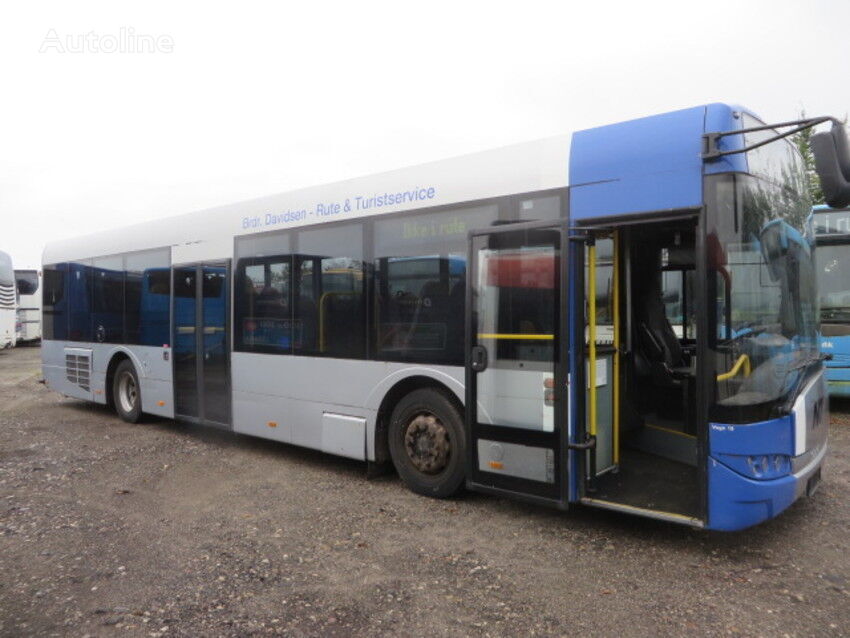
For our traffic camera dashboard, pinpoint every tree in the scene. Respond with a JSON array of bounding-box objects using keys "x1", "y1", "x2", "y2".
[{"x1": 792, "y1": 110, "x2": 825, "y2": 206}]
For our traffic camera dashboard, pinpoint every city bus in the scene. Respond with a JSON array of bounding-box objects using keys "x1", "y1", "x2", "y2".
[
  {"x1": 42, "y1": 104, "x2": 849, "y2": 531},
  {"x1": 0, "y1": 251, "x2": 17, "y2": 349},
  {"x1": 14, "y1": 269, "x2": 42, "y2": 344},
  {"x1": 813, "y1": 205, "x2": 850, "y2": 396}
]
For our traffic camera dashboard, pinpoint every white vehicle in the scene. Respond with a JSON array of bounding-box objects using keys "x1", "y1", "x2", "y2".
[
  {"x1": 41, "y1": 104, "x2": 842, "y2": 531},
  {"x1": 0, "y1": 251, "x2": 17, "y2": 349},
  {"x1": 15, "y1": 269, "x2": 42, "y2": 344}
]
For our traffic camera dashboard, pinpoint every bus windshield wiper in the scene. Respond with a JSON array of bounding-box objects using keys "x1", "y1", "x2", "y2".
[{"x1": 776, "y1": 352, "x2": 827, "y2": 415}]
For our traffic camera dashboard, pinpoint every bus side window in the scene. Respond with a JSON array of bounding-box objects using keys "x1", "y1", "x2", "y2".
[
  {"x1": 92, "y1": 256, "x2": 125, "y2": 343},
  {"x1": 126, "y1": 250, "x2": 170, "y2": 346},
  {"x1": 375, "y1": 255, "x2": 465, "y2": 361},
  {"x1": 293, "y1": 222, "x2": 366, "y2": 359},
  {"x1": 42, "y1": 263, "x2": 68, "y2": 341},
  {"x1": 235, "y1": 257, "x2": 292, "y2": 353}
]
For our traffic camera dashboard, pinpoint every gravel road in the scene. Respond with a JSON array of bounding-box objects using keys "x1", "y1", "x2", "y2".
[{"x1": 0, "y1": 346, "x2": 848, "y2": 637}]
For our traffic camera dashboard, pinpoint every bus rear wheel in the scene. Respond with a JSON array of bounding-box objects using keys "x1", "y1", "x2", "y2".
[
  {"x1": 388, "y1": 388, "x2": 465, "y2": 498},
  {"x1": 112, "y1": 359, "x2": 142, "y2": 423}
]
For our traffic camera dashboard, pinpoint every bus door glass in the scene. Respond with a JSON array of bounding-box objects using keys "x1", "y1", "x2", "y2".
[
  {"x1": 172, "y1": 262, "x2": 231, "y2": 426},
  {"x1": 466, "y1": 224, "x2": 568, "y2": 504}
]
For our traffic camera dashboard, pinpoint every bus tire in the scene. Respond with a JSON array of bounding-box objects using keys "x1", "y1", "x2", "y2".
[
  {"x1": 112, "y1": 359, "x2": 142, "y2": 423},
  {"x1": 388, "y1": 388, "x2": 465, "y2": 498}
]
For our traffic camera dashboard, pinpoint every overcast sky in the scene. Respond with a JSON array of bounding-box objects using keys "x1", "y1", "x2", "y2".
[{"x1": 1, "y1": 0, "x2": 848, "y2": 269}]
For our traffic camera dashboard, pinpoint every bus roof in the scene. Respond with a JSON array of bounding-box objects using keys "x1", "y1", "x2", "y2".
[{"x1": 44, "y1": 103, "x2": 751, "y2": 265}]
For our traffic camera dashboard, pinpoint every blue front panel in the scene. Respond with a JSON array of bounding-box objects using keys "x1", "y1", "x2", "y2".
[
  {"x1": 707, "y1": 459, "x2": 797, "y2": 531},
  {"x1": 706, "y1": 401, "x2": 828, "y2": 531},
  {"x1": 708, "y1": 415, "x2": 797, "y2": 531}
]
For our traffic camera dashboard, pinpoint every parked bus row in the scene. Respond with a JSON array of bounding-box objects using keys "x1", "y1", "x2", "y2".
[{"x1": 0, "y1": 252, "x2": 42, "y2": 349}]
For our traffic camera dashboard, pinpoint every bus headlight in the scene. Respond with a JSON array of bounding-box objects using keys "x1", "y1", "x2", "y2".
[
  {"x1": 745, "y1": 454, "x2": 791, "y2": 479},
  {"x1": 719, "y1": 453, "x2": 791, "y2": 479}
]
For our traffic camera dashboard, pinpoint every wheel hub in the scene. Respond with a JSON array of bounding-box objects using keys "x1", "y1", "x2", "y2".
[
  {"x1": 404, "y1": 413, "x2": 450, "y2": 474},
  {"x1": 119, "y1": 372, "x2": 137, "y2": 413}
]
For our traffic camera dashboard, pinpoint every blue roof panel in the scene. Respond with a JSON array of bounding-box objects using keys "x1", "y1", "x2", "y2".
[{"x1": 569, "y1": 103, "x2": 745, "y2": 221}]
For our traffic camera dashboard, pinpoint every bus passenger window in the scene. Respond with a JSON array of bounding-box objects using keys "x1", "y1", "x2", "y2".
[
  {"x1": 42, "y1": 264, "x2": 68, "y2": 341},
  {"x1": 92, "y1": 255, "x2": 124, "y2": 343},
  {"x1": 375, "y1": 255, "x2": 465, "y2": 361},
  {"x1": 293, "y1": 222, "x2": 366, "y2": 359},
  {"x1": 372, "y1": 204, "x2": 498, "y2": 364},
  {"x1": 235, "y1": 257, "x2": 292, "y2": 353},
  {"x1": 68, "y1": 260, "x2": 93, "y2": 342}
]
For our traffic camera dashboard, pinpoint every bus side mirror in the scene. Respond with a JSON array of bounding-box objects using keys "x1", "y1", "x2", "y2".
[{"x1": 812, "y1": 121, "x2": 850, "y2": 208}]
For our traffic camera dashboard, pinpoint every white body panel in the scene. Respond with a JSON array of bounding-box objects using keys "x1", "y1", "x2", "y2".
[
  {"x1": 15, "y1": 271, "x2": 42, "y2": 343},
  {"x1": 0, "y1": 305, "x2": 16, "y2": 349},
  {"x1": 43, "y1": 135, "x2": 571, "y2": 266},
  {"x1": 0, "y1": 252, "x2": 17, "y2": 349}
]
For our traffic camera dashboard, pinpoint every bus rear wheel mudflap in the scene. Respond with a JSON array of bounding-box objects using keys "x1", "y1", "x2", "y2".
[
  {"x1": 388, "y1": 388, "x2": 465, "y2": 498},
  {"x1": 112, "y1": 359, "x2": 143, "y2": 423}
]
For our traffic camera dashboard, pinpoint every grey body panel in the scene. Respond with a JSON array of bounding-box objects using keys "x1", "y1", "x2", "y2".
[
  {"x1": 42, "y1": 340, "x2": 175, "y2": 418},
  {"x1": 231, "y1": 353, "x2": 465, "y2": 461},
  {"x1": 44, "y1": 342, "x2": 472, "y2": 464},
  {"x1": 477, "y1": 438, "x2": 555, "y2": 483}
]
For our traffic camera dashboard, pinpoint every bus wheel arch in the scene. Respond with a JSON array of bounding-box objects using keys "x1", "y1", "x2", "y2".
[
  {"x1": 376, "y1": 377, "x2": 466, "y2": 497},
  {"x1": 105, "y1": 352, "x2": 131, "y2": 411},
  {"x1": 375, "y1": 376, "x2": 463, "y2": 464}
]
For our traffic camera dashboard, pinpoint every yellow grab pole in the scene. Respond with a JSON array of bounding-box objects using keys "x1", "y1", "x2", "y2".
[
  {"x1": 588, "y1": 242, "x2": 597, "y2": 438},
  {"x1": 612, "y1": 231, "x2": 620, "y2": 465}
]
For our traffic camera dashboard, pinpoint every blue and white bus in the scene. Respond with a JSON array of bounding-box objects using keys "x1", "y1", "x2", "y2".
[
  {"x1": 814, "y1": 205, "x2": 850, "y2": 397},
  {"x1": 42, "y1": 104, "x2": 847, "y2": 531}
]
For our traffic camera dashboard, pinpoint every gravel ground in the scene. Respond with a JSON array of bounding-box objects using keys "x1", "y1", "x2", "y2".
[{"x1": 0, "y1": 345, "x2": 848, "y2": 637}]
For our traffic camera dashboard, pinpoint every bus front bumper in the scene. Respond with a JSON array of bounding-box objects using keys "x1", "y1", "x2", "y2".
[{"x1": 706, "y1": 440, "x2": 827, "y2": 531}]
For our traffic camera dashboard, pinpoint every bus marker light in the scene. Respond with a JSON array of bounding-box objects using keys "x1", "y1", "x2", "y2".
[
  {"x1": 157, "y1": 400, "x2": 166, "y2": 407},
  {"x1": 95, "y1": 389, "x2": 103, "y2": 395},
  {"x1": 267, "y1": 421, "x2": 278, "y2": 428},
  {"x1": 543, "y1": 377, "x2": 554, "y2": 389},
  {"x1": 488, "y1": 461, "x2": 503, "y2": 470}
]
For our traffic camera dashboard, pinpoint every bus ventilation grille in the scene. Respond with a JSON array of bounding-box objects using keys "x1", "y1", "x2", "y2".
[
  {"x1": 0, "y1": 284, "x2": 14, "y2": 309},
  {"x1": 65, "y1": 352, "x2": 91, "y2": 392}
]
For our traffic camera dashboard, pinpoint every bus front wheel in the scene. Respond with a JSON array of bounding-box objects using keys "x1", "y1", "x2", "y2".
[
  {"x1": 388, "y1": 388, "x2": 465, "y2": 498},
  {"x1": 112, "y1": 359, "x2": 142, "y2": 423}
]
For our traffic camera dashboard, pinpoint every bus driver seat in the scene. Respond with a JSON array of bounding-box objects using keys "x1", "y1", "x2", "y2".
[{"x1": 636, "y1": 276, "x2": 691, "y2": 388}]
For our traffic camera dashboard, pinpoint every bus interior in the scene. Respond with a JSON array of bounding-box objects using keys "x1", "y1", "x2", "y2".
[{"x1": 583, "y1": 217, "x2": 700, "y2": 522}]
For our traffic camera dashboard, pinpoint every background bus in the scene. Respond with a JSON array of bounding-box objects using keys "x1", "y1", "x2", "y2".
[
  {"x1": 14, "y1": 269, "x2": 41, "y2": 344},
  {"x1": 0, "y1": 251, "x2": 17, "y2": 349},
  {"x1": 814, "y1": 204, "x2": 850, "y2": 397}
]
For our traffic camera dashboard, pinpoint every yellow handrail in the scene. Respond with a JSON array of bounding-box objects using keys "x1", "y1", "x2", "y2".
[{"x1": 716, "y1": 354, "x2": 751, "y2": 381}]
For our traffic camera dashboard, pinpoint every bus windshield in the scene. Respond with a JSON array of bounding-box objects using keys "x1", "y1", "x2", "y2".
[
  {"x1": 15, "y1": 270, "x2": 39, "y2": 296},
  {"x1": 706, "y1": 116, "x2": 817, "y2": 422},
  {"x1": 817, "y1": 243, "x2": 850, "y2": 323}
]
